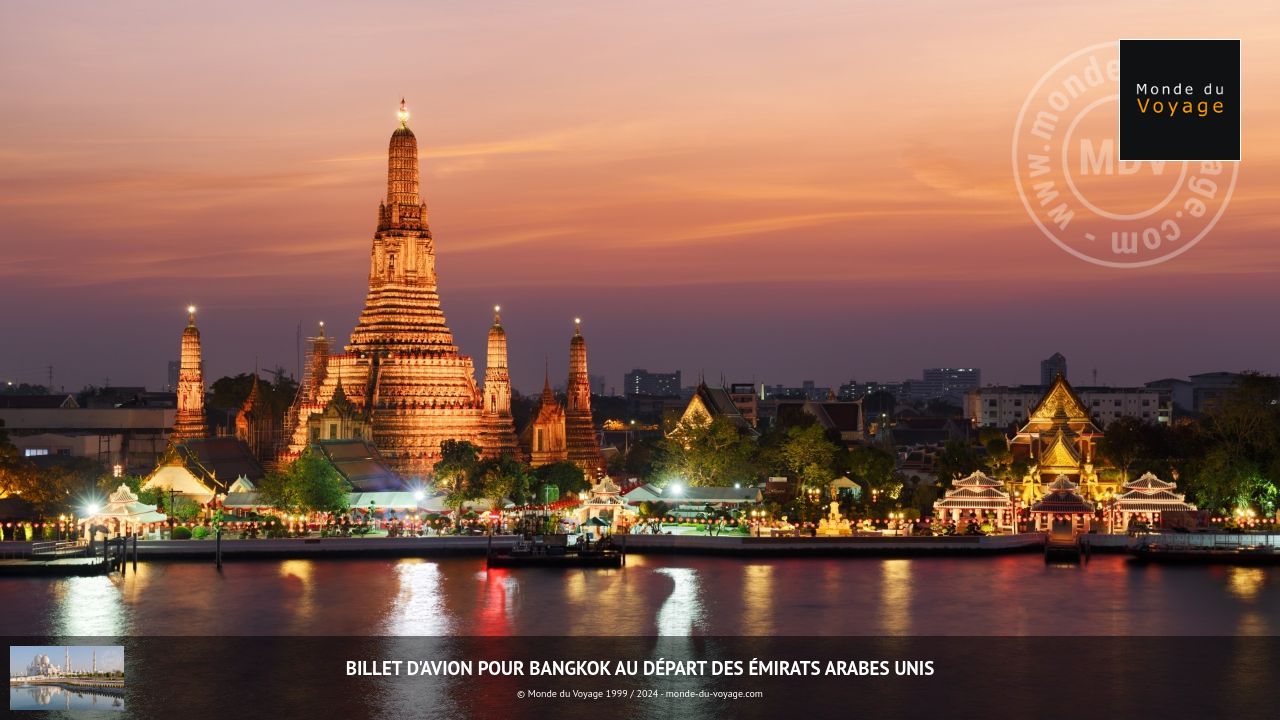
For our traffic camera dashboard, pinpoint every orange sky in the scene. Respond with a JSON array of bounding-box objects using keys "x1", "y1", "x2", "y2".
[{"x1": 2, "y1": 0, "x2": 1278, "y2": 392}]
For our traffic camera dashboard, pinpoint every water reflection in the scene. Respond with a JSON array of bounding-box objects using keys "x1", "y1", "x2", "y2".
[
  {"x1": 1227, "y1": 567, "x2": 1266, "y2": 600},
  {"x1": 741, "y1": 565, "x2": 774, "y2": 636},
  {"x1": 383, "y1": 561, "x2": 452, "y2": 635},
  {"x1": 877, "y1": 560, "x2": 912, "y2": 636},
  {"x1": 476, "y1": 568, "x2": 518, "y2": 636},
  {"x1": 654, "y1": 567, "x2": 705, "y2": 636},
  {"x1": 51, "y1": 576, "x2": 129, "y2": 636},
  {"x1": 8, "y1": 684, "x2": 126, "y2": 712},
  {"x1": 3, "y1": 555, "x2": 1279, "y2": 637}
]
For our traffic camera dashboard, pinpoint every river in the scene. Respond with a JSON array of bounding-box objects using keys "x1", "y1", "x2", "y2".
[{"x1": 2, "y1": 554, "x2": 1277, "y2": 636}]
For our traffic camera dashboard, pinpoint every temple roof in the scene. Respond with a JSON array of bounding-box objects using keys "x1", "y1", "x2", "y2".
[
  {"x1": 1030, "y1": 491, "x2": 1094, "y2": 514},
  {"x1": 1045, "y1": 474, "x2": 1080, "y2": 492},
  {"x1": 165, "y1": 437, "x2": 265, "y2": 493},
  {"x1": 1028, "y1": 374, "x2": 1090, "y2": 423},
  {"x1": 953, "y1": 471, "x2": 1003, "y2": 488},
  {"x1": 683, "y1": 382, "x2": 754, "y2": 433},
  {"x1": 1123, "y1": 472, "x2": 1177, "y2": 491},
  {"x1": 534, "y1": 370, "x2": 565, "y2": 422},
  {"x1": 314, "y1": 440, "x2": 403, "y2": 492},
  {"x1": 1039, "y1": 424, "x2": 1082, "y2": 469},
  {"x1": 1031, "y1": 475, "x2": 1093, "y2": 513}
]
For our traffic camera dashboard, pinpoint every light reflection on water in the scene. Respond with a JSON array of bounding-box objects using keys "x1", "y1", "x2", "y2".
[
  {"x1": 1, "y1": 555, "x2": 1278, "y2": 636},
  {"x1": 8, "y1": 684, "x2": 125, "y2": 713},
  {"x1": 877, "y1": 560, "x2": 912, "y2": 636},
  {"x1": 383, "y1": 561, "x2": 452, "y2": 635},
  {"x1": 654, "y1": 567, "x2": 705, "y2": 636}
]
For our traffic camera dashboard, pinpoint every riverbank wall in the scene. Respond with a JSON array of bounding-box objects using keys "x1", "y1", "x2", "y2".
[{"x1": 2, "y1": 533, "x2": 1070, "y2": 560}]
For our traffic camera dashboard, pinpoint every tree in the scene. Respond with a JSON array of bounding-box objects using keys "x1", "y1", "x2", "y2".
[
  {"x1": 933, "y1": 440, "x2": 982, "y2": 489},
  {"x1": 846, "y1": 445, "x2": 898, "y2": 508},
  {"x1": 656, "y1": 410, "x2": 756, "y2": 487},
  {"x1": 433, "y1": 440, "x2": 484, "y2": 520},
  {"x1": 477, "y1": 455, "x2": 533, "y2": 509},
  {"x1": 258, "y1": 449, "x2": 349, "y2": 515},
  {"x1": 779, "y1": 423, "x2": 839, "y2": 489},
  {"x1": 1099, "y1": 416, "x2": 1146, "y2": 484},
  {"x1": 1184, "y1": 373, "x2": 1280, "y2": 515},
  {"x1": 6, "y1": 457, "x2": 111, "y2": 517},
  {"x1": 534, "y1": 461, "x2": 589, "y2": 498}
]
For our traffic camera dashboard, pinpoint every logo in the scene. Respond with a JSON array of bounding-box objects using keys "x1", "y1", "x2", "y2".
[{"x1": 1013, "y1": 42, "x2": 1238, "y2": 268}]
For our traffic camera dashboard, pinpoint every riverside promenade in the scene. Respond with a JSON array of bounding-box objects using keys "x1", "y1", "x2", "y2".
[{"x1": 2, "y1": 533, "x2": 1056, "y2": 561}]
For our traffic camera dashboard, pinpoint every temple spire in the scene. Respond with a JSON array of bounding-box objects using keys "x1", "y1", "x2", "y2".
[
  {"x1": 173, "y1": 305, "x2": 208, "y2": 441},
  {"x1": 385, "y1": 98, "x2": 421, "y2": 213}
]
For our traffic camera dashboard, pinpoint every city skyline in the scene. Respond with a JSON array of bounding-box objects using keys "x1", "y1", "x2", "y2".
[{"x1": 3, "y1": 1, "x2": 1280, "y2": 393}]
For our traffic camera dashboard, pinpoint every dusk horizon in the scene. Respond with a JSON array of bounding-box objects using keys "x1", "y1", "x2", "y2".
[{"x1": 3, "y1": 1, "x2": 1280, "y2": 394}]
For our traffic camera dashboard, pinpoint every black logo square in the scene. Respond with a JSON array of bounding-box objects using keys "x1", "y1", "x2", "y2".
[{"x1": 1119, "y1": 39, "x2": 1240, "y2": 161}]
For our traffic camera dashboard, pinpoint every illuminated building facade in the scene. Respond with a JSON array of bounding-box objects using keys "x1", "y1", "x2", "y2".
[
  {"x1": 1008, "y1": 374, "x2": 1115, "y2": 502},
  {"x1": 564, "y1": 320, "x2": 605, "y2": 474},
  {"x1": 527, "y1": 371, "x2": 568, "y2": 467},
  {"x1": 283, "y1": 102, "x2": 517, "y2": 476},
  {"x1": 172, "y1": 306, "x2": 209, "y2": 441},
  {"x1": 234, "y1": 373, "x2": 279, "y2": 465},
  {"x1": 479, "y1": 307, "x2": 520, "y2": 459}
]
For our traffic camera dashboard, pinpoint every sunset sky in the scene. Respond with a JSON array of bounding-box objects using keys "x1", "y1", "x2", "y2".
[{"x1": 2, "y1": 0, "x2": 1279, "y2": 394}]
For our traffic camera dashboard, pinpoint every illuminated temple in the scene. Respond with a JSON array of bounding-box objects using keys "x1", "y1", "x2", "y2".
[
  {"x1": 284, "y1": 101, "x2": 521, "y2": 475},
  {"x1": 172, "y1": 306, "x2": 208, "y2": 441},
  {"x1": 1008, "y1": 373, "x2": 1116, "y2": 503}
]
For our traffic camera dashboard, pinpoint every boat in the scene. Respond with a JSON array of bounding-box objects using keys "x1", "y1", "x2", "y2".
[
  {"x1": 486, "y1": 533, "x2": 624, "y2": 568},
  {"x1": 1130, "y1": 533, "x2": 1280, "y2": 565}
]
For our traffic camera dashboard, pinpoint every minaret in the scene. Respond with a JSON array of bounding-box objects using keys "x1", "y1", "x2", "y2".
[
  {"x1": 564, "y1": 318, "x2": 604, "y2": 474},
  {"x1": 480, "y1": 306, "x2": 520, "y2": 459},
  {"x1": 172, "y1": 305, "x2": 209, "y2": 441}
]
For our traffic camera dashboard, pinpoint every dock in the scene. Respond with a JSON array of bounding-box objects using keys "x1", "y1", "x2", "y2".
[{"x1": 0, "y1": 538, "x2": 131, "y2": 577}]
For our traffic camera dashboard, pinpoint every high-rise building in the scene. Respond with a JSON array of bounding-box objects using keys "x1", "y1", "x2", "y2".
[
  {"x1": 920, "y1": 368, "x2": 981, "y2": 402},
  {"x1": 589, "y1": 374, "x2": 608, "y2": 397},
  {"x1": 763, "y1": 381, "x2": 830, "y2": 401},
  {"x1": 624, "y1": 369, "x2": 682, "y2": 397},
  {"x1": 172, "y1": 306, "x2": 208, "y2": 441},
  {"x1": 1040, "y1": 352, "x2": 1068, "y2": 385},
  {"x1": 166, "y1": 360, "x2": 180, "y2": 392}
]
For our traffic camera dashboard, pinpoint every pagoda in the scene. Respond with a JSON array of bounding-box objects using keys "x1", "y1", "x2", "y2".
[
  {"x1": 284, "y1": 101, "x2": 488, "y2": 475},
  {"x1": 479, "y1": 306, "x2": 521, "y2": 459},
  {"x1": 235, "y1": 371, "x2": 281, "y2": 466},
  {"x1": 172, "y1": 306, "x2": 209, "y2": 441},
  {"x1": 564, "y1": 319, "x2": 605, "y2": 475},
  {"x1": 527, "y1": 368, "x2": 568, "y2": 467},
  {"x1": 1008, "y1": 373, "x2": 1112, "y2": 502}
]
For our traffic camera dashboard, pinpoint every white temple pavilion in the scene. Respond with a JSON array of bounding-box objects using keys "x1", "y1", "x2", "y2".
[
  {"x1": 1108, "y1": 472, "x2": 1198, "y2": 532},
  {"x1": 932, "y1": 471, "x2": 1017, "y2": 532},
  {"x1": 80, "y1": 484, "x2": 168, "y2": 539},
  {"x1": 1029, "y1": 474, "x2": 1095, "y2": 532}
]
